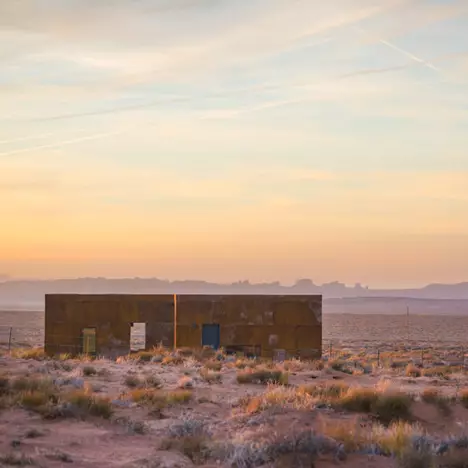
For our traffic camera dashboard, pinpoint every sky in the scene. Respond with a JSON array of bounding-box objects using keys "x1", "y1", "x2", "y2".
[{"x1": 1, "y1": 0, "x2": 468, "y2": 288}]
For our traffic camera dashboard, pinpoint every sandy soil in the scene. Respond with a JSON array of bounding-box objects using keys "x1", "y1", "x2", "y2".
[{"x1": 1, "y1": 350, "x2": 468, "y2": 467}]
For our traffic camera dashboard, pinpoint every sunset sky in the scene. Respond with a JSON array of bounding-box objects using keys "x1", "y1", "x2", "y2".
[{"x1": 1, "y1": 0, "x2": 468, "y2": 287}]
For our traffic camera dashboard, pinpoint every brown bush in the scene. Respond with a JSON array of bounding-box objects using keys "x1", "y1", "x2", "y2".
[
  {"x1": 236, "y1": 369, "x2": 288, "y2": 385},
  {"x1": 405, "y1": 364, "x2": 421, "y2": 378}
]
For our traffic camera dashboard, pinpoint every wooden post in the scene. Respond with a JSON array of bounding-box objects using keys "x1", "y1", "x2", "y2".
[
  {"x1": 377, "y1": 349, "x2": 380, "y2": 367},
  {"x1": 8, "y1": 327, "x2": 12, "y2": 352},
  {"x1": 329, "y1": 342, "x2": 332, "y2": 359},
  {"x1": 173, "y1": 294, "x2": 177, "y2": 350},
  {"x1": 421, "y1": 349, "x2": 424, "y2": 367}
]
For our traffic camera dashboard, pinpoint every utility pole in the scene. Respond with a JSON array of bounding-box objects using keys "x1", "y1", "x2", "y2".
[
  {"x1": 406, "y1": 306, "x2": 410, "y2": 349},
  {"x1": 173, "y1": 294, "x2": 178, "y2": 350}
]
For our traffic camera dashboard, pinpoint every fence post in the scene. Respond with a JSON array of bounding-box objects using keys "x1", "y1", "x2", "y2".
[
  {"x1": 421, "y1": 349, "x2": 424, "y2": 367},
  {"x1": 329, "y1": 342, "x2": 332, "y2": 360},
  {"x1": 8, "y1": 327, "x2": 12, "y2": 352},
  {"x1": 377, "y1": 349, "x2": 380, "y2": 367}
]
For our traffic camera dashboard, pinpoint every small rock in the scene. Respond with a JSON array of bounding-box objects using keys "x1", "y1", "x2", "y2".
[{"x1": 11, "y1": 440, "x2": 21, "y2": 448}]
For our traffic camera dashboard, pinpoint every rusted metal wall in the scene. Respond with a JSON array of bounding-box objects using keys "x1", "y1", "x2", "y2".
[{"x1": 45, "y1": 294, "x2": 322, "y2": 358}]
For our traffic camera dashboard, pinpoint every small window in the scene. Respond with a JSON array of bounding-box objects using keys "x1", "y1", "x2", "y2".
[
  {"x1": 82, "y1": 328, "x2": 96, "y2": 355},
  {"x1": 130, "y1": 322, "x2": 146, "y2": 352}
]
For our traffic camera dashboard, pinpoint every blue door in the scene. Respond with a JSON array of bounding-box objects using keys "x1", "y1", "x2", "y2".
[{"x1": 202, "y1": 324, "x2": 220, "y2": 349}]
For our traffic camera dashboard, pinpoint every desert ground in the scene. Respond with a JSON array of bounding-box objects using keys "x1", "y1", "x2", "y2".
[{"x1": 2, "y1": 345, "x2": 468, "y2": 467}]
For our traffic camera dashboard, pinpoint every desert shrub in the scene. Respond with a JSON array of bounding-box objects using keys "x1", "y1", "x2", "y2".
[
  {"x1": 282, "y1": 359, "x2": 306, "y2": 372},
  {"x1": 390, "y1": 359, "x2": 409, "y2": 369},
  {"x1": 25, "y1": 429, "x2": 44, "y2": 439},
  {"x1": 204, "y1": 360, "x2": 222, "y2": 371},
  {"x1": 298, "y1": 382, "x2": 349, "y2": 401},
  {"x1": 214, "y1": 429, "x2": 332, "y2": 467},
  {"x1": 319, "y1": 417, "x2": 367, "y2": 452},
  {"x1": 236, "y1": 369, "x2": 288, "y2": 385},
  {"x1": 373, "y1": 392, "x2": 412, "y2": 424},
  {"x1": 0, "y1": 375, "x2": 10, "y2": 395},
  {"x1": 235, "y1": 358, "x2": 257, "y2": 369},
  {"x1": 177, "y1": 376, "x2": 194, "y2": 389},
  {"x1": 405, "y1": 364, "x2": 421, "y2": 378},
  {"x1": 0, "y1": 453, "x2": 35, "y2": 466},
  {"x1": 82, "y1": 366, "x2": 97, "y2": 376},
  {"x1": 130, "y1": 389, "x2": 192, "y2": 406},
  {"x1": 145, "y1": 375, "x2": 162, "y2": 388},
  {"x1": 422, "y1": 366, "x2": 459, "y2": 378},
  {"x1": 20, "y1": 391, "x2": 50, "y2": 409},
  {"x1": 328, "y1": 359, "x2": 352, "y2": 373},
  {"x1": 162, "y1": 355, "x2": 184, "y2": 366},
  {"x1": 459, "y1": 389, "x2": 468, "y2": 408},
  {"x1": 339, "y1": 387, "x2": 378, "y2": 412},
  {"x1": 12, "y1": 377, "x2": 53, "y2": 394},
  {"x1": 438, "y1": 450, "x2": 468, "y2": 468},
  {"x1": 135, "y1": 351, "x2": 153, "y2": 362},
  {"x1": 65, "y1": 390, "x2": 113, "y2": 419},
  {"x1": 177, "y1": 347, "x2": 194, "y2": 357},
  {"x1": 421, "y1": 388, "x2": 451, "y2": 413},
  {"x1": 374, "y1": 421, "x2": 422, "y2": 457},
  {"x1": 167, "y1": 389, "x2": 192, "y2": 404},
  {"x1": 397, "y1": 446, "x2": 435, "y2": 468},
  {"x1": 13, "y1": 347, "x2": 46, "y2": 361},
  {"x1": 160, "y1": 436, "x2": 210, "y2": 463},
  {"x1": 200, "y1": 369, "x2": 222, "y2": 383},
  {"x1": 124, "y1": 375, "x2": 143, "y2": 388}
]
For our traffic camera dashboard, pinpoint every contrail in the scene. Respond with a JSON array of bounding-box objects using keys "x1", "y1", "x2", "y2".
[
  {"x1": 354, "y1": 26, "x2": 440, "y2": 72},
  {"x1": 0, "y1": 133, "x2": 54, "y2": 145},
  {"x1": 0, "y1": 129, "x2": 129, "y2": 157},
  {"x1": 378, "y1": 38, "x2": 440, "y2": 71}
]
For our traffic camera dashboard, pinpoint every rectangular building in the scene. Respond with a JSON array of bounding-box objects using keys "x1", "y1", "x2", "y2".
[{"x1": 45, "y1": 294, "x2": 322, "y2": 359}]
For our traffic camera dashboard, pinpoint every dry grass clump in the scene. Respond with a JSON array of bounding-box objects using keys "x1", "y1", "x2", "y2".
[
  {"x1": 422, "y1": 366, "x2": 459, "y2": 379},
  {"x1": 328, "y1": 359, "x2": 352, "y2": 374},
  {"x1": 421, "y1": 388, "x2": 451, "y2": 413},
  {"x1": 124, "y1": 375, "x2": 144, "y2": 388},
  {"x1": 319, "y1": 417, "x2": 368, "y2": 452},
  {"x1": 162, "y1": 355, "x2": 184, "y2": 366},
  {"x1": 82, "y1": 366, "x2": 97, "y2": 377},
  {"x1": 437, "y1": 449, "x2": 468, "y2": 468},
  {"x1": 145, "y1": 375, "x2": 163, "y2": 388},
  {"x1": 65, "y1": 390, "x2": 113, "y2": 419},
  {"x1": 339, "y1": 387, "x2": 378, "y2": 413},
  {"x1": 372, "y1": 392, "x2": 412, "y2": 424},
  {"x1": 397, "y1": 447, "x2": 435, "y2": 467},
  {"x1": 234, "y1": 358, "x2": 257, "y2": 369},
  {"x1": 177, "y1": 376, "x2": 194, "y2": 389},
  {"x1": 373, "y1": 421, "x2": 422, "y2": 457},
  {"x1": 199, "y1": 369, "x2": 222, "y2": 383},
  {"x1": 129, "y1": 388, "x2": 192, "y2": 407},
  {"x1": 0, "y1": 452, "x2": 36, "y2": 466},
  {"x1": 12, "y1": 376, "x2": 54, "y2": 393},
  {"x1": 282, "y1": 358, "x2": 306, "y2": 372},
  {"x1": 12, "y1": 347, "x2": 46, "y2": 361},
  {"x1": 161, "y1": 416, "x2": 212, "y2": 463},
  {"x1": 204, "y1": 360, "x2": 222, "y2": 371},
  {"x1": 160, "y1": 436, "x2": 210, "y2": 464},
  {"x1": 236, "y1": 368, "x2": 288, "y2": 385},
  {"x1": 20, "y1": 391, "x2": 51, "y2": 409},
  {"x1": 298, "y1": 382, "x2": 349, "y2": 401},
  {"x1": 405, "y1": 364, "x2": 421, "y2": 378},
  {"x1": 0, "y1": 375, "x2": 10, "y2": 395},
  {"x1": 241, "y1": 385, "x2": 314, "y2": 414},
  {"x1": 459, "y1": 389, "x2": 468, "y2": 408}
]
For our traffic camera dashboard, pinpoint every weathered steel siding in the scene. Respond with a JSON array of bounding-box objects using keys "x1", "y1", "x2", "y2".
[{"x1": 45, "y1": 294, "x2": 322, "y2": 358}]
